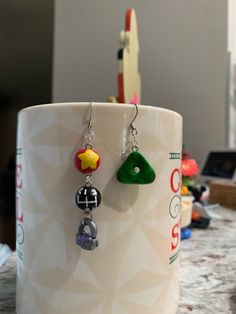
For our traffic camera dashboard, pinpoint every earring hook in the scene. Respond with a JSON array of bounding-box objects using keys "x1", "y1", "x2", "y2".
[
  {"x1": 130, "y1": 103, "x2": 138, "y2": 134},
  {"x1": 130, "y1": 103, "x2": 139, "y2": 151},
  {"x1": 88, "y1": 102, "x2": 93, "y2": 129},
  {"x1": 130, "y1": 103, "x2": 138, "y2": 131},
  {"x1": 85, "y1": 102, "x2": 94, "y2": 149}
]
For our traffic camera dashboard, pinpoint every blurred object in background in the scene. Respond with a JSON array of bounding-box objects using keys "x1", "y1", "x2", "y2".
[
  {"x1": 181, "y1": 152, "x2": 200, "y2": 188},
  {"x1": 0, "y1": 243, "x2": 12, "y2": 268},
  {"x1": 198, "y1": 150, "x2": 236, "y2": 183},
  {"x1": 0, "y1": 155, "x2": 15, "y2": 249},
  {"x1": 117, "y1": 8, "x2": 141, "y2": 104},
  {"x1": 209, "y1": 180, "x2": 236, "y2": 209}
]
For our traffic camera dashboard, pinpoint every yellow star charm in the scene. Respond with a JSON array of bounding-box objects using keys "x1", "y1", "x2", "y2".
[{"x1": 77, "y1": 149, "x2": 100, "y2": 171}]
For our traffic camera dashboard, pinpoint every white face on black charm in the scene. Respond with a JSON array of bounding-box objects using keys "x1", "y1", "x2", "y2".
[{"x1": 75, "y1": 186, "x2": 101, "y2": 210}]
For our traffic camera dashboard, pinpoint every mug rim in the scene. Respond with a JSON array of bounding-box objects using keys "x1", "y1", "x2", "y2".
[{"x1": 18, "y1": 102, "x2": 182, "y2": 120}]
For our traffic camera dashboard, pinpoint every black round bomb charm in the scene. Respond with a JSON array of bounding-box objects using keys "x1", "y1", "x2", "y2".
[{"x1": 75, "y1": 186, "x2": 101, "y2": 211}]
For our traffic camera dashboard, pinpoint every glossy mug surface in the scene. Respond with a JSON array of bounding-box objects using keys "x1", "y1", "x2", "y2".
[{"x1": 16, "y1": 102, "x2": 182, "y2": 314}]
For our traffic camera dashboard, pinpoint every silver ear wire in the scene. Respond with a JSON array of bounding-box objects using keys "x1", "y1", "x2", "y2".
[
  {"x1": 88, "y1": 102, "x2": 93, "y2": 129},
  {"x1": 130, "y1": 103, "x2": 139, "y2": 151},
  {"x1": 130, "y1": 103, "x2": 138, "y2": 130},
  {"x1": 85, "y1": 102, "x2": 94, "y2": 149}
]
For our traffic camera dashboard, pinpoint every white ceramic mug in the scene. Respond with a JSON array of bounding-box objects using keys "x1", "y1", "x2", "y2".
[{"x1": 16, "y1": 102, "x2": 182, "y2": 314}]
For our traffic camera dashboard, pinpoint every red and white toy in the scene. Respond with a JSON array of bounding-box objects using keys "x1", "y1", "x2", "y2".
[{"x1": 117, "y1": 8, "x2": 141, "y2": 104}]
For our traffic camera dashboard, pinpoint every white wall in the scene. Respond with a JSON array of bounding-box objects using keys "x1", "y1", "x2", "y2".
[
  {"x1": 228, "y1": 0, "x2": 236, "y2": 147},
  {"x1": 53, "y1": 0, "x2": 228, "y2": 163}
]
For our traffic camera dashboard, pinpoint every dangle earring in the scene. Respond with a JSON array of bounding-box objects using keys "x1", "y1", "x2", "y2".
[
  {"x1": 117, "y1": 103, "x2": 156, "y2": 184},
  {"x1": 73, "y1": 102, "x2": 101, "y2": 250}
]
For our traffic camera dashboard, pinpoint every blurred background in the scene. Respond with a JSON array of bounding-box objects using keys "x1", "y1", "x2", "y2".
[{"x1": 0, "y1": 0, "x2": 236, "y2": 247}]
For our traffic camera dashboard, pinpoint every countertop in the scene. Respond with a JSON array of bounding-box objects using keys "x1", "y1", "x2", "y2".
[{"x1": 0, "y1": 207, "x2": 236, "y2": 314}]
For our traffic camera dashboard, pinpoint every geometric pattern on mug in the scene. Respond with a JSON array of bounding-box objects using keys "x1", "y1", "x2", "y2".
[{"x1": 16, "y1": 106, "x2": 182, "y2": 314}]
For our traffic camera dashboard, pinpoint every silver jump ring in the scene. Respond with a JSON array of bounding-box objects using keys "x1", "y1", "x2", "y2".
[
  {"x1": 131, "y1": 127, "x2": 138, "y2": 137},
  {"x1": 85, "y1": 174, "x2": 93, "y2": 186},
  {"x1": 83, "y1": 210, "x2": 93, "y2": 220},
  {"x1": 85, "y1": 143, "x2": 93, "y2": 149},
  {"x1": 85, "y1": 130, "x2": 94, "y2": 140},
  {"x1": 132, "y1": 144, "x2": 139, "y2": 151}
]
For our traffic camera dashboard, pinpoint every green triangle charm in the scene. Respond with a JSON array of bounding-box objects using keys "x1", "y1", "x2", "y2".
[{"x1": 117, "y1": 150, "x2": 156, "y2": 184}]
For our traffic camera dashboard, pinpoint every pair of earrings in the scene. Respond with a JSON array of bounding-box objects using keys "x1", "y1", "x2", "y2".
[{"x1": 73, "y1": 103, "x2": 156, "y2": 251}]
